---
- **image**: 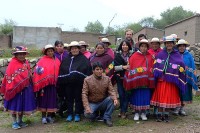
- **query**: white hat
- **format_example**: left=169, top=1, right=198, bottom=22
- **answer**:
left=45, top=44, right=54, bottom=50
left=101, top=38, right=111, bottom=45
left=139, top=39, right=149, bottom=47
left=177, top=39, right=190, bottom=47
left=164, top=36, right=176, bottom=42
left=64, top=43, right=69, bottom=47
left=68, top=41, right=80, bottom=47
left=79, top=41, right=89, bottom=46
left=150, top=38, right=160, bottom=43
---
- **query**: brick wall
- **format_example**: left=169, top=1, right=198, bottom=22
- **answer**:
left=61, top=31, right=116, bottom=47
left=165, top=16, right=197, bottom=45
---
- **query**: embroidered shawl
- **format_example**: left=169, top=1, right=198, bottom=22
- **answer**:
left=0, top=57, right=31, bottom=100
left=154, top=49, right=186, bottom=93
left=123, top=51, right=155, bottom=91
left=33, top=55, right=60, bottom=92
left=182, top=50, right=198, bottom=90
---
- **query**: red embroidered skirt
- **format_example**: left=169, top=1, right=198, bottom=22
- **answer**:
left=151, top=79, right=181, bottom=108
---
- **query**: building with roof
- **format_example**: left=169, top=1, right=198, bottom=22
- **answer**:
left=132, top=27, right=164, bottom=43
left=165, top=14, right=200, bottom=45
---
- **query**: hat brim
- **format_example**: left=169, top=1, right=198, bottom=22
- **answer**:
left=12, top=51, right=29, bottom=55
left=177, top=43, right=190, bottom=47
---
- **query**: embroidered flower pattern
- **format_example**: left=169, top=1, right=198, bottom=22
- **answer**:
left=108, top=64, right=114, bottom=70
left=179, top=67, right=184, bottom=72
left=129, top=67, right=147, bottom=75
left=155, top=58, right=185, bottom=73
left=5, top=64, right=28, bottom=84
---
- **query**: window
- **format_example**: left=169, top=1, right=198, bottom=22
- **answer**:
left=184, top=31, right=187, bottom=36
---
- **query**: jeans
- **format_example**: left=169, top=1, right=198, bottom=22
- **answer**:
left=84, top=97, right=114, bottom=121
left=116, top=77, right=129, bottom=113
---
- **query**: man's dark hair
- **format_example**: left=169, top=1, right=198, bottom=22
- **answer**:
left=92, top=62, right=103, bottom=70
left=54, top=40, right=63, bottom=47
left=138, top=34, right=147, bottom=41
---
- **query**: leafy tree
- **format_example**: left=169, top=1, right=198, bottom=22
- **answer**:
left=139, top=17, right=154, bottom=28
left=125, top=23, right=143, bottom=33
left=84, top=20, right=104, bottom=33
left=70, top=27, right=80, bottom=32
left=105, top=26, right=115, bottom=35
left=0, top=19, right=17, bottom=35
left=154, top=6, right=195, bottom=29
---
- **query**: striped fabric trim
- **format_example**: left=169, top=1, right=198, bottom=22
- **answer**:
left=58, top=71, right=87, bottom=78
left=130, top=105, right=150, bottom=110
left=124, top=75, right=154, bottom=82
left=151, top=101, right=181, bottom=108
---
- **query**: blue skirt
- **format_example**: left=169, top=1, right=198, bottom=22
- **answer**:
left=37, top=85, right=57, bottom=112
left=130, top=88, right=151, bottom=111
left=4, top=85, right=36, bottom=115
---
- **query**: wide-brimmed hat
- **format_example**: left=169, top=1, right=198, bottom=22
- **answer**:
left=43, top=44, right=55, bottom=54
left=101, top=38, right=111, bottom=45
left=79, top=41, right=89, bottom=46
left=170, top=34, right=180, bottom=40
left=163, top=36, right=176, bottom=43
left=176, top=39, right=190, bottom=47
left=68, top=41, right=80, bottom=48
left=12, top=46, right=29, bottom=55
left=150, top=37, right=160, bottom=44
left=139, top=39, right=149, bottom=47
left=64, top=43, right=69, bottom=48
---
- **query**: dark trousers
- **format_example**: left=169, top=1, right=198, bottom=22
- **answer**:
left=65, top=83, right=83, bottom=115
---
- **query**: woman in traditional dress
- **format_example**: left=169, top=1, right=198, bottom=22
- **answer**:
left=151, top=36, right=186, bottom=122
left=33, top=44, right=60, bottom=124
left=124, top=39, right=154, bottom=121
left=58, top=41, right=92, bottom=122
left=0, top=46, right=36, bottom=129
left=90, top=42, right=114, bottom=78
left=54, top=40, right=68, bottom=62
left=114, top=40, right=133, bottom=119
left=175, top=39, right=198, bottom=115
left=79, top=41, right=91, bottom=59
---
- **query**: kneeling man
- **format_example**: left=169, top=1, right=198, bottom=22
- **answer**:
left=82, top=62, right=118, bottom=127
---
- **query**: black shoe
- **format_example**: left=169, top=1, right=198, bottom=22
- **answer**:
left=164, top=114, right=169, bottom=122
left=104, top=120, right=113, bottom=127
left=96, top=116, right=104, bottom=122
left=156, top=114, right=163, bottom=122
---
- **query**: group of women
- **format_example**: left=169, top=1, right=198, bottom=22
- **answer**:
left=0, top=35, right=198, bottom=129
left=118, top=35, right=198, bottom=122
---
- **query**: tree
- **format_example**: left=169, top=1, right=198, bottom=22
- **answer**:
left=70, top=27, right=80, bottom=32
left=125, top=23, right=143, bottom=33
left=84, top=20, right=104, bottom=33
left=0, top=19, right=17, bottom=35
left=105, top=26, right=115, bottom=35
left=139, top=17, right=154, bottom=28
left=153, top=6, right=195, bottom=29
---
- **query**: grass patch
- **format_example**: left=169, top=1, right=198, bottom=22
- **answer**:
left=193, top=96, right=200, bottom=101
left=58, top=120, right=103, bottom=132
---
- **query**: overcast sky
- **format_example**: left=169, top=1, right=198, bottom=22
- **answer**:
left=0, top=0, right=199, bottom=31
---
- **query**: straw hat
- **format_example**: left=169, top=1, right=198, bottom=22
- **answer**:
left=64, top=43, right=69, bottom=48
left=79, top=41, right=89, bottom=46
left=139, top=39, right=149, bottom=47
left=150, top=37, right=160, bottom=44
left=68, top=41, right=80, bottom=48
left=101, top=38, right=111, bottom=45
left=43, top=44, right=55, bottom=54
left=163, top=36, right=176, bottom=42
left=177, top=39, right=190, bottom=47
left=12, top=46, right=29, bottom=55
